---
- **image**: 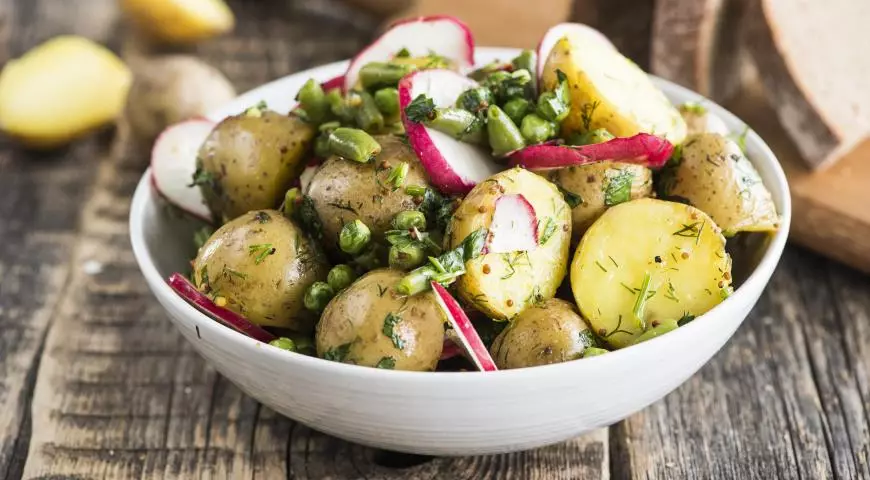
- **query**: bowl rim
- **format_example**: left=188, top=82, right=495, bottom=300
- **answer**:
left=129, top=47, right=792, bottom=382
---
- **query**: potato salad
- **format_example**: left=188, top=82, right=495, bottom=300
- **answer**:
left=156, top=17, right=779, bottom=372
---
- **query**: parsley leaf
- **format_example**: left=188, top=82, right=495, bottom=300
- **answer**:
left=404, top=94, right=436, bottom=123
left=323, top=343, right=352, bottom=362
left=375, top=356, right=396, bottom=369
left=382, top=312, right=405, bottom=350
left=604, top=169, right=635, bottom=206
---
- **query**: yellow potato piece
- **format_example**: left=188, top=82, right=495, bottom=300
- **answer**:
left=122, top=0, right=234, bottom=44
left=571, top=199, right=731, bottom=348
left=0, top=36, right=132, bottom=148
left=542, top=36, right=686, bottom=144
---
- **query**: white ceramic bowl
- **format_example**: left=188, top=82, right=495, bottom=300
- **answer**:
left=130, top=47, right=791, bottom=455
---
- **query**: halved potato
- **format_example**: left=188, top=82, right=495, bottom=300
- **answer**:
left=571, top=198, right=731, bottom=348
left=546, top=161, right=653, bottom=242
left=541, top=36, right=686, bottom=144
left=121, top=0, right=235, bottom=44
left=658, top=133, right=779, bottom=235
left=449, top=167, right=572, bottom=320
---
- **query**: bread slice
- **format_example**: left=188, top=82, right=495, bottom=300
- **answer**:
left=651, top=0, right=747, bottom=102
left=746, top=0, right=870, bottom=169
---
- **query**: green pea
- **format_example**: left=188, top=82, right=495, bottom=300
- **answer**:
left=502, top=97, right=531, bottom=125
left=455, top=86, right=494, bottom=113
left=269, top=337, right=297, bottom=352
left=389, top=243, right=427, bottom=270
left=520, top=113, right=557, bottom=143
left=304, top=281, right=334, bottom=312
left=632, top=319, right=680, bottom=345
left=537, top=91, right=570, bottom=122
left=582, top=347, right=609, bottom=358
left=327, top=264, right=357, bottom=291
left=487, top=105, right=526, bottom=156
left=353, top=90, right=384, bottom=132
left=359, top=62, right=417, bottom=90
left=392, top=210, right=427, bottom=230
left=339, top=219, right=371, bottom=255
left=296, top=79, right=329, bottom=124
left=327, top=127, right=381, bottom=163
left=427, top=108, right=485, bottom=144
left=374, top=87, right=400, bottom=116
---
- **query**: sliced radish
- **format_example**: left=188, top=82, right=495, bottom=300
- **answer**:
left=431, top=282, right=498, bottom=372
left=399, top=69, right=500, bottom=195
left=168, top=273, right=277, bottom=344
left=440, top=339, right=462, bottom=361
left=485, top=194, right=538, bottom=254
left=509, top=133, right=674, bottom=171
left=320, top=74, right=345, bottom=93
left=536, top=23, right=615, bottom=81
left=151, top=119, right=215, bottom=222
left=344, top=15, right=475, bottom=91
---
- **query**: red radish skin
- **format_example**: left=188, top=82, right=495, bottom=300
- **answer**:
left=344, top=15, right=475, bottom=91
left=485, top=194, right=539, bottom=254
left=168, top=273, right=277, bottom=344
left=399, top=69, right=500, bottom=195
left=431, top=282, right=498, bottom=372
left=320, top=74, right=345, bottom=93
left=536, top=23, right=615, bottom=82
left=440, top=340, right=462, bottom=361
left=150, top=119, right=216, bottom=222
left=509, top=133, right=674, bottom=171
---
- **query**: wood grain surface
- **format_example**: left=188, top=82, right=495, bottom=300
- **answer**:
left=0, top=0, right=869, bottom=479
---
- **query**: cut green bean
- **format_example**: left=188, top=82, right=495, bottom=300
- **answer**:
left=389, top=243, right=427, bottom=270
left=327, top=127, right=381, bottom=163
left=404, top=184, right=427, bottom=196
left=327, top=264, right=357, bottom=291
left=455, top=86, right=494, bottom=113
left=511, top=49, right=537, bottom=93
left=282, top=188, right=302, bottom=218
left=339, top=219, right=371, bottom=255
left=296, top=79, right=329, bottom=124
left=537, top=91, right=570, bottom=122
left=314, top=133, right=331, bottom=158
left=427, top=108, right=486, bottom=144
left=325, top=88, right=354, bottom=123
left=487, top=105, right=526, bottom=156
left=503, top=97, right=531, bottom=125
left=318, top=120, right=341, bottom=133
left=359, top=62, right=417, bottom=90
left=373, top=87, right=400, bottom=116
left=269, top=337, right=297, bottom=352
left=520, top=113, right=557, bottom=143
left=468, top=61, right=509, bottom=82
left=392, top=210, right=427, bottom=230
left=354, top=90, right=385, bottom=132
left=304, top=281, right=334, bottom=312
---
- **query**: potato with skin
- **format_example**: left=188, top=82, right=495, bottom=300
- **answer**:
left=306, top=135, right=432, bottom=253
left=547, top=162, right=653, bottom=242
left=542, top=36, right=686, bottom=144
left=490, top=298, right=599, bottom=369
left=449, top=167, right=572, bottom=321
left=122, top=0, right=235, bottom=44
left=571, top=199, right=732, bottom=348
left=196, top=111, right=315, bottom=223
left=659, top=133, right=778, bottom=235
left=316, top=269, right=445, bottom=371
left=192, top=210, right=329, bottom=332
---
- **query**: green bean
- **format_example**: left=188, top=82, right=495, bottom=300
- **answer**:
left=304, top=281, right=335, bottom=312
left=353, top=90, right=385, bottom=132
left=520, top=113, right=557, bottom=143
left=502, top=97, right=531, bottom=125
left=282, top=187, right=302, bottom=218
left=395, top=227, right=485, bottom=295
left=485, top=70, right=532, bottom=102
left=327, top=264, right=357, bottom=291
left=314, top=133, right=331, bottom=158
left=373, top=87, right=400, bottom=116
left=571, top=128, right=615, bottom=146
left=582, top=347, right=609, bottom=358
left=269, top=337, right=297, bottom=352
left=386, top=162, right=409, bottom=189
left=404, top=184, right=427, bottom=196
left=392, top=210, right=427, bottom=230
left=296, top=79, right=329, bottom=124
left=487, top=105, right=526, bottom=156
left=339, top=219, right=371, bottom=255
left=359, top=62, right=417, bottom=90
left=318, top=120, right=341, bottom=133
left=327, top=127, right=381, bottom=163
left=427, top=108, right=485, bottom=144
left=536, top=91, right=570, bottom=122
left=511, top=49, right=538, bottom=93
left=395, top=265, right=436, bottom=295
left=389, top=243, right=427, bottom=270
left=468, top=61, right=509, bottom=82
left=632, top=319, right=680, bottom=345
left=325, top=88, right=354, bottom=123
left=455, top=86, right=494, bottom=113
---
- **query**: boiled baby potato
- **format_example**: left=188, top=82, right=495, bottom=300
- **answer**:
left=571, top=198, right=731, bottom=348
left=658, top=133, right=778, bottom=235
left=541, top=36, right=686, bottom=144
left=126, top=55, right=236, bottom=141
left=307, top=135, right=431, bottom=253
left=546, top=161, right=653, bottom=242
left=316, top=269, right=445, bottom=371
left=196, top=110, right=315, bottom=223
left=450, top=167, right=572, bottom=320
left=490, top=298, right=600, bottom=369
left=0, top=36, right=131, bottom=148
left=192, top=210, right=329, bottom=332
left=122, top=0, right=234, bottom=44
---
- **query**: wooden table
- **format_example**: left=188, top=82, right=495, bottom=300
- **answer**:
left=1, top=1, right=869, bottom=478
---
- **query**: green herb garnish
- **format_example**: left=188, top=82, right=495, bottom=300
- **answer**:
left=405, top=94, right=436, bottom=123
left=632, top=272, right=652, bottom=330
left=382, top=312, right=405, bottom=350
left=539, top=217, right=558, bottom=245
left=376, top=356, right=396, bottom=369
left=604, top=169, right=634, bottom=206
left=323, top=343, right=352, bottom=362
left=248, top=243, right=276, bottom=265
